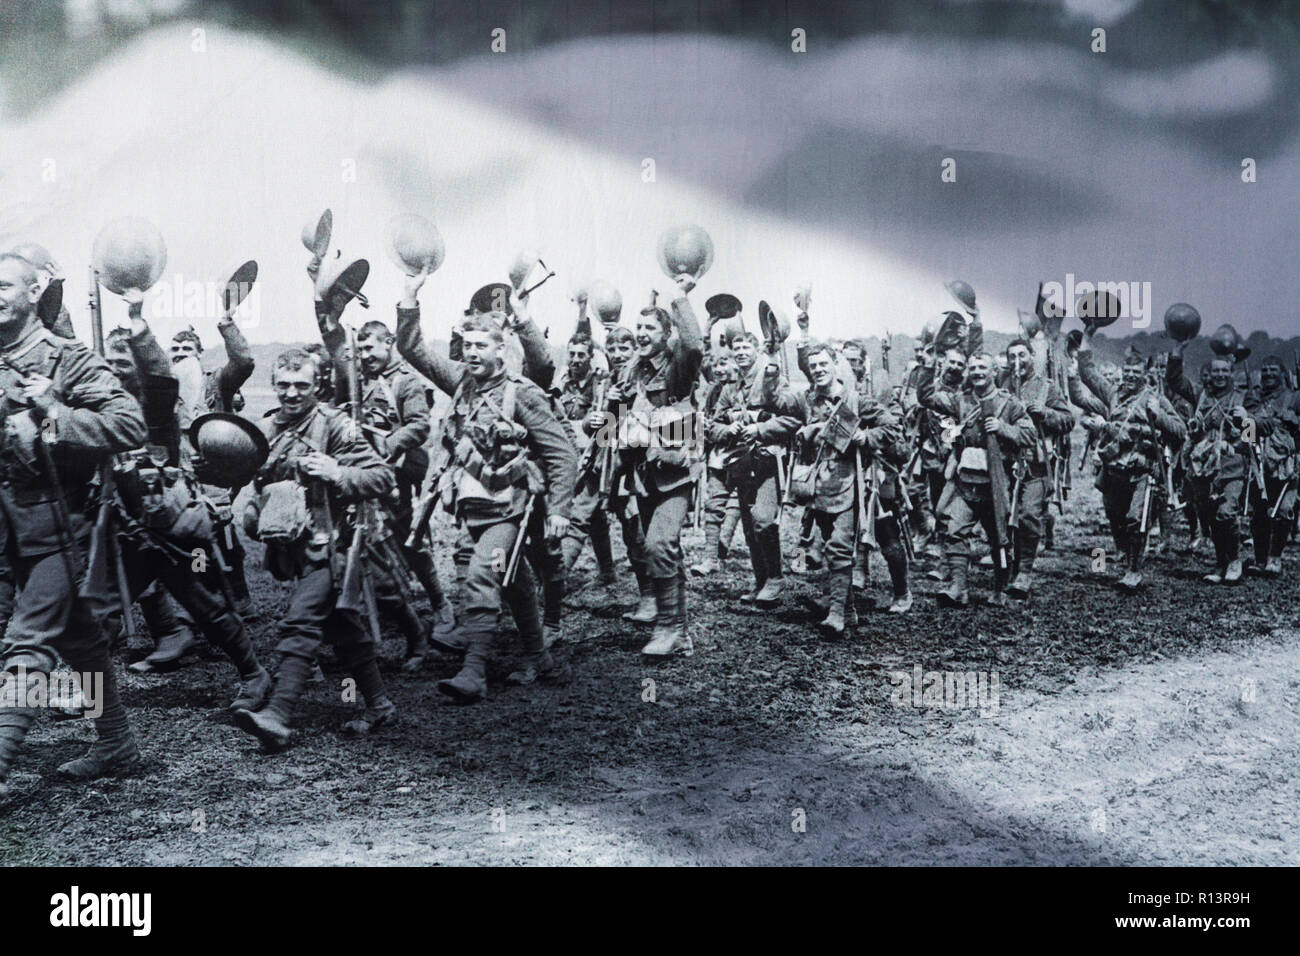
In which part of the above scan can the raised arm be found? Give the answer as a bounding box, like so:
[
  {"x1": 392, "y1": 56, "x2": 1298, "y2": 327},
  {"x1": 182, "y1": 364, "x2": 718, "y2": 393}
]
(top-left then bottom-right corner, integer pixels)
[
  {"x1": 213, "y1": 317, "x2": 255, "y2": 405},
  {"x1": 394, "y1": 268, "x2": 465, "y2": 397}
]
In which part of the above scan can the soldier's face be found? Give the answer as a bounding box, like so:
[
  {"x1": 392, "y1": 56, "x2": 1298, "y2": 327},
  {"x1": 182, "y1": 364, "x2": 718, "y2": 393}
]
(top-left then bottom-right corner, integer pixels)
[
  {"x1": 274, "y1": 364, "x2": 319, "y2": 417},
  {"x1": 0, "y1": 258, "x2": 40, "y2": 331},
  {"x1": 843, "y1": 346, "x2": 865, "y2": 379},
  {"x1": 1121, "y1": 362, "x2": 1145, "y2": 390},
  {"x1": 807, "y1": 350, "x2": 834, "y2": 389},
  {"x1": 1207, "y1": 360, "x2": 1232, "y2": 391},
  {"x1": 608, "y1": 338, "x2": 635, "y2": 367},
  {"x1": 567, "y1": 343, "x2": 591, "y2": 377},
  {"x1": 462, "y1": 330, "x2": 504, "y2": 381},
  {"x1": 635, "y1": 315, "x2": 668, "y2": 358},
  {"x1": 731, "y1": 337, "x2": 756, "y2": 370},
  {"x1": 967, "y1": 357, "x2": 992, "y2": 389},
  {"x1": 1007, "y1": 345, "x2": 1032, "y2": 377},
  {"x1": 1260, "y1": 362, "x2": 1282, "y2": 389},
  {"x1": 357, "y1": 333, "x2": 392, "y2": 376},
  {"x1": 170, "y1": 338, "x2": 199, "y2": 363},
  {"x1": 106, "y1": 344, "x2": 139, "y2": 389},
  {"x1": 942, "y1": 350, "x2": 967, "y2": 380}
]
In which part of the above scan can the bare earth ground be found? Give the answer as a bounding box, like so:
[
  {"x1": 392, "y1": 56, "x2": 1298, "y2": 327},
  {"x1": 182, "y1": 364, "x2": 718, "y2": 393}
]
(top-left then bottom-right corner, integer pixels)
[{"x1": 1, "y1": 479, "x2": 1297, "y2": 866}]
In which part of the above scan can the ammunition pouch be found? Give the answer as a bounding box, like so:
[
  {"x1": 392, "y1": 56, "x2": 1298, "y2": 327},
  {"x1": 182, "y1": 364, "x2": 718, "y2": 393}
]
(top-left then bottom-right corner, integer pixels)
[
  {"x1": 255, "y1": 480, "x2": 311, "y2": 547},
  {"x1": 956, "y1": 446, "x2": 991, "y2": 485}
]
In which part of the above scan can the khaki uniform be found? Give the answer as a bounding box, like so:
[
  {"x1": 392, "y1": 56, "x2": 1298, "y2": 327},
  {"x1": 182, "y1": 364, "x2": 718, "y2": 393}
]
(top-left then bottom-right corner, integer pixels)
[
  {"x1": 396, "y1": 304, "x2": 576, "y2": 685},
  {"x1": 0, "y1": 324, "x2": 146, "y2": 783}
]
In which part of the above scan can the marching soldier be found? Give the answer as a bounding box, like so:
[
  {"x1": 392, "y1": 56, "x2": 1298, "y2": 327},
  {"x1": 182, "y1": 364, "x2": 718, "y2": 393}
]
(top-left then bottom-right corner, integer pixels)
[
  {"x1": 581, "y1": 326, "x2": 657, "y2": 623},
  {"x1": 316, "y1": 304, "x2": 456, "y2": 667},
  {"x1": 1244, "y1": 355, "x2": 1300, "y2": 575},
  {"x1": 1072, "y1": 333, "x2": 1186, "y2": 591},
  {"x1": 396, "y1": 268, "x2": 577, "y2": 701},
  {"x1": 918, "y1": 350, "x2": 1036, "y2": 606},
  {"x1": 100, "y1": 305, "x2": 271, "y2": 707},
  {"x1": 1167, "y1": 337, "x2": 1249, "y2": 583},
  {"x1": 170, "y1": 315, "x2": 256, "y2": 614},
  {"x1": 0, "y1": 252, "x2": 148, "y2": 791},
  {"x1": 789, "y1": 340, "x2": 906, "y2": 634},
  {"x1": 557, "y1": 331, "x2": 618, "y2": 594},
  {"x1": 604, "y1": 277, "x2": 704, "y2": 657},
  {"x1": 1001, "y1": 338, "x2": 1075, "y2": 598},
  {"x1": 692, "y1": 344, "x2": 744, "y2": 577},
  {"x1": 234, "y1": 348, "x2": 398, "y2": 750},
  {"x1": 703, "y1": 331, "x2": 800, "y2": 605}
]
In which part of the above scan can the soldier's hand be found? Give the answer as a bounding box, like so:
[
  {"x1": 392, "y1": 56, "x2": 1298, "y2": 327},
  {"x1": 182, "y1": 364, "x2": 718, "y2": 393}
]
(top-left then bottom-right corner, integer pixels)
[
  {"x1": 983, "y1": 416, "x2": 1002, "y2": 435},
  {"x1": 307, "y1": 256, "x2": 321, "y2": 285},
  {"x1": 545, "y1": 514, "x2": 569, "y2": 540},
  {"x1": 401, "y1": 264, "x2": 430, "y2": 307},
  {"x1": 852, "y1": 427, "x2": 870, "y2": 448},
  {"x1": 674, "y1": 273, "x2": 696, "y2": 296},
  {"x1": 741, "y1": 423, "x2": 761, "y2": 442},
  {"x1": 299, "y1": 452, "x2": 341, "y2": 483},
  {"x1": 21, "y1": 374, "x2": 57, "y2": 417},
  {"x1": 584, "y1": 410, "x2": 606, "y2": 433},
  {"x1": 796, "y1": 310, "x2": 810, "y2": 333}
]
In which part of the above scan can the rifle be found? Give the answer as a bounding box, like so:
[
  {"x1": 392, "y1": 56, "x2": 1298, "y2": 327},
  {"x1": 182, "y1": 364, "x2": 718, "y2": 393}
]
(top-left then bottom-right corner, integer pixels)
[
  {"x1": 78, "y1": 268, "x2": 136, "y2": 640},
  {"x1": 856, "y1": 450, "x2": 879, "y2": 552},
  {"x1": 982, "y1": 395, "x2": 1012, "y2": 571},
  {"x1": 503, "y1": 493, "x2": 536, "y2": 587},
  {"x1": 334, "y1": 326, "x2": 381, "y2": 642}
]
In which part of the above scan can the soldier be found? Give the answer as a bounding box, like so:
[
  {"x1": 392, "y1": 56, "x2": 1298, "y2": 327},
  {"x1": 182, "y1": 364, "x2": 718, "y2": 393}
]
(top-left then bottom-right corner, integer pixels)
[
  {"x1": 234, "y1": 348, "x2": 398, "y2": 750},
  {"x1": 1167, "y1": 340, "x2": 1249, "y2": 583},
  {"x1": 396, "y1": 268, "x2": 577, "y2": 701},
  {"x1": 100, "y1": 303, "x2": 271, "y2": 708},
  {"x1": 316, "y1": 303, "x2": 455, "y2": 668},
  {"x1": 703, "y1": 331, "x2": 800, "y2": 604},
  {"x1": 918, "y1": 350, "x2": 1036, "y2": 606},
  {"x1": 604, "y1": 277, "x2": 704, "y2": 657},
  {"x1": 581, "y1": 326, "x2": 657, "y2": 623},
  {"x1": 0, "y1": 252, "x2": 147, "y2": 791},
  {"x1": 557, "y1": 331, "x2": 618, "y2": 594},
  {"x1": 170, "y1": 316, "x2": 255, "y2": 614},
  {"x1": 1073, "y1": 335, "x2": 1186, "y2": 591},
  {"x1": 691, "y1": 343, "x2": 744, "y2": 577},
  {"x1": 789, "y1": 340, "x2": 906, "y2": 634},
  {"x1": 1243, "y1": 354, "x2": 1299, "y2": 576},
  {"x1": 1000, "y1": 339, "x2": 1075, "y2": 599}
]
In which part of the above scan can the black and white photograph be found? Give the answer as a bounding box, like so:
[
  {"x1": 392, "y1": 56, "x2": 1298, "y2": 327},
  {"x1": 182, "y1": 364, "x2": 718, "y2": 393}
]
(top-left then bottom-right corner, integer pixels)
[{"x1": 0, "y1": 0, "x2": 1295, "y2": 916}]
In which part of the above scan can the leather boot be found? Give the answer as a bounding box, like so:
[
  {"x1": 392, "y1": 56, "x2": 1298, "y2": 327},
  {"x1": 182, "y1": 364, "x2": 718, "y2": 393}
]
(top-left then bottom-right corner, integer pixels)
[
  {"x1": 641, "y1": 576, "x2": 692, "y2": 657},
  {"x1": 436, "y1": 615, "x2": 494, "y2": 703},
  {"x1": 57, "y1": 656, "x2": 141, "y2": 780},
  {"x1": 130, "y1": 590, "x2": 199, "y2": 673},
  {"x1": 196, "y1": 603, "x2": 271, "y2": 712},
  {"x1": 1007, "y1": 535, "x2": 1037, "y2": 599},
  {"x1": 1204, "y1": 524, "x2": 1230, "y2": 583},
  {"x1": 398, "y1": 603, "x2": 431, "y2": 673},
  {"x1": 754, "y1": 527, "x2": 784, "y2": 605},
  {"x1": 506, "y1": 648, "x2": 567, "y2": 685},
  {"x1": 691, "y1": 522, "x2": 721, "y2": 576},
  {"x1": 234, "y1": 654, "x2": 314, "y2": 752},
  {"x1": 937, "y1": 554, "x2": 970, "y2": 607},
  {"x1": 0, "y1": 671, "x2": 40, "y2": 787},
  {"x1": 622, "y1": 569, "x2": 658, "y2": 623},
  {"x1": 883, "y1": 542, "x2": 910, "y2": 608},
  {"x1": 591, "y1": 525, "x2": 616, "y2": 583},
  {"x1": 338, "y1": 645, "x2": 397, "y2": 735},
  {"x1": 818, "y1": 569, "x2": 852, "y2": 637},
  {"x1": 1222, "y1": 521, "x2": 1243, "y2": 582},
  {"x1": 1119, "y1": 536, "x2": 1144, "y2": 591}
]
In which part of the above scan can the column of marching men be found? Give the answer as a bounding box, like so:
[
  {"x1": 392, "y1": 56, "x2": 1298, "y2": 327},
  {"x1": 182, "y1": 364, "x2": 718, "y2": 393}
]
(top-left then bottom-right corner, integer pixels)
[{"x1": 1, "y1": 221, "x2": 1297, "y2": 797}]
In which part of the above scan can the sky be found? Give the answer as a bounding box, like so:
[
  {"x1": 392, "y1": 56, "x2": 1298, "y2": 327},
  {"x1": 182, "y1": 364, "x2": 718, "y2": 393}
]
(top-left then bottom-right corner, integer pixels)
[{"x1": 0, "y1": 5, "x2": 1295, "y2": 350}]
